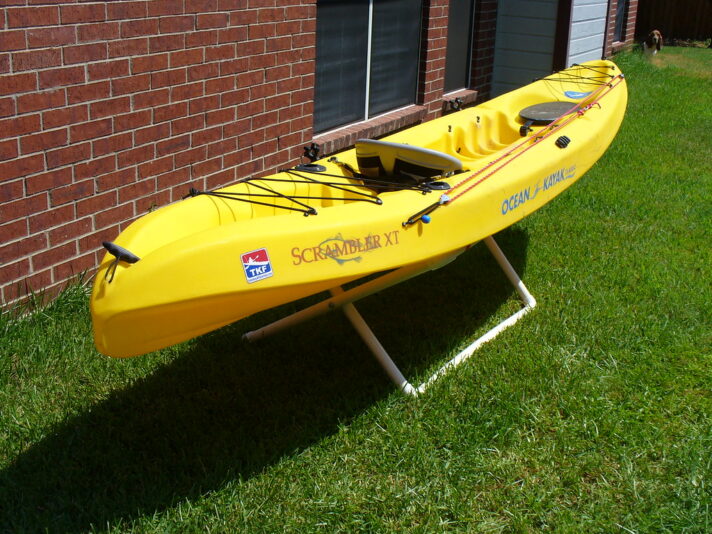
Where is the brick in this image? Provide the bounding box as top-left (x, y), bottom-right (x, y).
top-left (188, 62), bottom-right (219, 81)
top-left (206, 107), bottom-right (235, 126)
top-left (0, 260), bottom-right (30, 286)
top-left (148, 0), bottom-right (186, 17)
top-left (154, 101), bottom-right (188, 123)
top-left (1, 233), bottom-right (47, 266)
top-left (186, 0), bottom-right (218, 13)
top-left (96, 203), bottom-right (133, 228)
top-left (7, 6), bottom-right (59, 28)
top-left (170, 81), bottom-right (203, 102)
top-left (174, 145), bottom-right (205, 168)
top-left (0, 178), bottom-right (22, 203)
top-left (108, 38), bottom-right (148, 59)
top-left (132, 53), bottom-right (168, 73)
top-left (27, 26), bottom-right (76, 49)
top-left (156, 134), bottom-right (190, 156)
top-left (43, 105), bottom-right (89, 129)
top-left (78, 22), bottom-right (120, 43)
top-left (171, 114), bottom-right (204, 135)
top-left (61, 4), bottom-right (107, 24)
top-left (25, 167), bottom-right (72, 195)
top-left (107, 1), bottom-right (148, 20)
top-left (138, 155), bottom-right (173, 178)
top-left (74, 155), bottom-right (116, 182)
top-left (191, 125), bottom-right (222, 147)
top-left (186, 30), bottom-right (217, 48)
top-left (117, 144), bottom-right (154, 168)
top-left (32, 241), bottom-right (76, 272)
top-left (48, 217), bottom-right (93, 246)
top-left (121, 19), bottom-right (158, 39)
top-left (207, 137), bottom-right (236, 158)
top-left (93, 132), bottom-right (132, 157)
top-left (136, 190), bottom-right (171, 214)
top-left (192, 156), bottom-right (221, 178)
top-left (188, 95), bottom-right (219, 114)
top-left (134, 123), bottom-right (170, 146)
top-left (38, 66), bottom-right (85, 90)
top-left (96, 167), bottom-right (135, 192)
top-left (248, 23), bottom-right (275, 40)
top-left (50, 179), bottom-right (94, 207)
top-left (0, 219), bottom-right (28, 245)
top-left (159, 15), bottom-right (195, 34)
top-left (70, 118), bottom-right (113, 143)
top-left (197, 13), bottom-right (228, 29)
top-left (12, 48), bottom-right (62, 71)
top-left (88, 59), bottom-right (129, 81)
top-left (0, 154), bottom-right (44, 181)
top-left (170, 48), bottom-right (203, 68)
top-left (133, 88), bottom-right (169, 110)
top-left (1, 194), bottom-right (48, 225)
top-left (113, 109), bottom-right (151, 132)
top-left (78, 225), bottom-right (120, 253)
top-left (156, 166), bottom-right (190, 190)
top-left (63, 43), bottom-right (108, 65)
top-left (53, 251), bottom-right (97, 281)
top-left (151, 68), bottom-right (187, 89)
top-left (0, 139), bottom-right (18, 162)
top-left (118, 177), bottom-right (155, 203)
top-left (67, 81), bottom-right (111, 104)
top-left (111, 73), bottom-right (150, 96)
top-left (90, 97), bottom-right (130, 119)
top-left (149, 34), bottom-right (186, 53)
top-left (205, 43), bottom-right (235, 62)
top-left (219, 58), bottom-right (248, 75)
top-left (0, 30), bottom-right (26, 52)
top-left (46, 142), bottom-right (90, 170)
top-left (17, 88), bottom-right (65, 114)
top-left (20, 128), bottom-right (68, 155)
top-left (218, 26), bottom-right (248, 44)
top-left (0, 72), bottom-right (37, 95)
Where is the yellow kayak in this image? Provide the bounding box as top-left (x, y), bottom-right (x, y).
top-left (91, 60), bottom-right (627, 358)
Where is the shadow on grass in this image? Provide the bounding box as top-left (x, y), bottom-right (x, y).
top-left (0, 229), bottom-right (529, 533)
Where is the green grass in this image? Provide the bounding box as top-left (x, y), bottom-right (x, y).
top-left (1, 48), bottom-right (711, 533)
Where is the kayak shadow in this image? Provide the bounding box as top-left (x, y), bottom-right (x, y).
top-left (0, 228), bottom-right (529, 533)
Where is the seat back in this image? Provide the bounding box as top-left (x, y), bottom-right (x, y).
top-left (355, 139), bottom-right (462, 183)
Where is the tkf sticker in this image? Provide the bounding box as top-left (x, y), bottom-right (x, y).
top-left (241, 248), bottom-right (273, 283)
top-left (564, 90), bottom-right (592, 99)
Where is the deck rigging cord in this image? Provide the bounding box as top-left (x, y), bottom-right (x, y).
top-left (403, 71), bottom-right (625, 226)
top-left (184, 166), bottom-right (439, 216)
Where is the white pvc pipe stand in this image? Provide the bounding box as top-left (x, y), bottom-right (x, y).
top-left (243, 236), bottom-right (536, 397)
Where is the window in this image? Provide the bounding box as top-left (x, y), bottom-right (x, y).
top-left (314, 0), bottom-right (423, 134)
top-left (444, 0), bottom-right (475, 93)
top-left (614, 0), bottom-right (629, 42)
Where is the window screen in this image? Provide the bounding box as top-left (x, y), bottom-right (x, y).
top-left (314, 0), bottom-right (369, 133)
top-left (614, 0), bottom-right (629, 42)
top-left (444, 0), bottom-right (475, 93)
top-left (314, 0), bottom-right (423, 134)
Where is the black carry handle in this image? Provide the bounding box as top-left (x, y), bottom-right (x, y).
top-left (103, 242), bottom-right (140, 264)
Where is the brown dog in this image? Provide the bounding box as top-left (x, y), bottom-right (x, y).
top-left (643, 30), bottom-right (663, 55)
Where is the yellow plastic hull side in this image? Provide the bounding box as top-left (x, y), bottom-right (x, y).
top-left (91, 60), bottom-right (627, 358)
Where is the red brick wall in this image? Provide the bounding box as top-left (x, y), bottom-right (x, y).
top-left (0, 0), bottom-right (317, 304)
top-left (1, 0), bottom-right (498, 305)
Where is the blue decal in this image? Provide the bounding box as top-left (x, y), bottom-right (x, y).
top-left (501, 166), bottom-right (577, 215)
top-left (241, 248), bottom-right (273, 283)
top-left (564, 90), bottom-right (592, 99)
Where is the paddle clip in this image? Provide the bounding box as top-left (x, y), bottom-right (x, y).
top-left (403, 194), bottom-right (450, 227)
top-left (102, 241), bottom-right (140, 283)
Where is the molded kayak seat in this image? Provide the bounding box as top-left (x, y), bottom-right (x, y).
top-left (355, 139), bottom-right (463, 183)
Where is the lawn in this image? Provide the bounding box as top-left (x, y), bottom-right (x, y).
top-left (1, 48), bottom-right (710, 533)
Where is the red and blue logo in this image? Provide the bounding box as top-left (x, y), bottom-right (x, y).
top-left (241, 248), bottom-right (273, 283)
